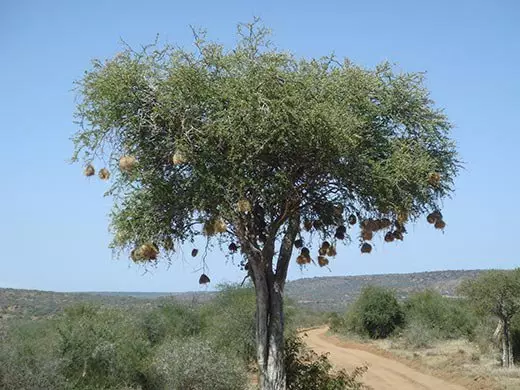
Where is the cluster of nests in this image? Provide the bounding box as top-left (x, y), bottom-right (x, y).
top-left (295, 240), bottom-right (336, 267)
top-left (297, 208), bottom-right (446, 260)
top-left (84, 150), bottom-right (187, 180)
top-left (84, 164), bottom-right (111, 180)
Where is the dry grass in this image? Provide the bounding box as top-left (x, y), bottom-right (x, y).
top-left (370, 337), bottom-right (520, 390)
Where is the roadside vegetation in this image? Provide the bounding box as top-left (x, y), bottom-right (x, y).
top-left (0, 285), bottom-right (362, 390)
top-left (330, 269), bottom-right (520, 389)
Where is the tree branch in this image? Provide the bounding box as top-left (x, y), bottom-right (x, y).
top-left (274, 212), bottom-right (300, 289)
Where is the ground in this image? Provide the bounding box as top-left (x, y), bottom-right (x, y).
top-left (303, 327), bottom-right (520, 390)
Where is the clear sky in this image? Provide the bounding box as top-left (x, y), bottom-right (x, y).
top-left (1, 0), bottom-right (519, 292)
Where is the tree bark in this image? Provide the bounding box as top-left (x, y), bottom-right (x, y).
top-left (245, 214), bottom-right (299, 390)
top-left (502, 318), bottom-right (514, 368)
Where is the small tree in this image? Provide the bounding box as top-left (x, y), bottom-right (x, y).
top-left (459, 269), bottom-right (520, 368)
top-left (71, 21), bottom-right (458, 389)
top-left (346, 286), bottom-right (404, 339)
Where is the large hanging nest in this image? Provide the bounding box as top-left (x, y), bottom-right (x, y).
top-left (237, 199), bottom-right (252, 213)
top-left (98, 168), bottom-right (110, 180)
top-left (172, 150), bottom-right (187, 165)
top-left (296, 255), bottom-right (306, 265)
top-left (133, 243), bottom-right (159, 261)
top-left (428, 172), bottom-right (441, 187)
top-left (199, 273), bottom-right (211, 285)
top-left (119, 155), bottom-right (137, 172)
top-left (84, 164), bottom-right (95, 177)
top-left (318, 256), bottom-right (329, 267)
top-left (321, 241), bottom-right (331, 250)
top-left (360, 243), bottom-right (372, 254)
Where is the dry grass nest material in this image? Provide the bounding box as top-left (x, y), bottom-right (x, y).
top-left (119, 155), bottom-right (137, 172)
top-left (84, 164), bottom-right (95, 177)
top-left (98, 168), bottom-right (110, 180)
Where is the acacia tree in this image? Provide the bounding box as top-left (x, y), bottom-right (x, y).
top-left (72, 22), bottom-right (458, 389)
top-left (459, 270), bottom-right (520, 368)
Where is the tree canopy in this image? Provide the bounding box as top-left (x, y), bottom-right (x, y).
top-left (72, 21), bottom-right (458, 274)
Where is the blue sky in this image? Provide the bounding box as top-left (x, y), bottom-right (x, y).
top-left (1, 0), bottom-right (519, 292)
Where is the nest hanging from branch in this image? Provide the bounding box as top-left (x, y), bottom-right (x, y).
top-left (303, 220), bottom-right (313, 232)
top-left (119, 156), bottom-right (137, 172)
top-left (361, 230), bottom-right (373, 241)
top-left (348, 214), bottom-right (357, 225)
top-left (428, 172), bottom-right (441, 187)
top-left (172, 150), bottom-right (187, 165)
top-left (237, 199), bottom-right (252, 213)
top-left (191, 248), bottom-right (199, 257)
top-left (294, 239), bottom-right (304, 249)
top-left (318, 256), bottom-right (329, 267)
top-left (199, 274), bottom-right (210, 284)
top-left (228, 242), bottom-right (238, 253)
top-left (360, 243), bottom-right (372, 254)
top-left (84, 164), bottom-right (95, 177)
top-left (384, 232), bottom-right (395, 243)
top-left (434, 219), bottom-right (446, 230)
top-left (98, 168), bottom-right (110, 180)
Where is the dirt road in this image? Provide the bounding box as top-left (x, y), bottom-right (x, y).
top-left (304, 327), bottom-right (466, 390)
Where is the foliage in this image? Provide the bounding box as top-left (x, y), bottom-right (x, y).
top-left (141, 302), bottom-right (203, 345)
top-left (71, 20), bottom-right (458, 271)
top-left (150, 338), bottom-right (248, 390)
top-left (57, 304), bottom-right (153, 389)
top-left (285, 335), bottom-right (367, 389)
top-left (345, 286), bottom-right (404, 339)
top-left (403, 290), bottom-right (477, 339)
top-left (458, 269), bottom-right (520, 321)
top-left (200, 284), bottom-right (257, 363)
top-left (0, 319), bottom-right (67, 389)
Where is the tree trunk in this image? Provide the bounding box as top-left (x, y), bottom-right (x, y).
top-left (252, 262), bottom-right (286, 390)
top-left (502, 318), bottom-right (514, 368)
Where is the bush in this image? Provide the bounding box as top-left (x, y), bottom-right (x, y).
top-left (345, 286), bottom-right (404, 339)
top-left (57, 304), bottom-right (153, 390)
top-left (401, 320), bottom-right (441, 349)
top-left (141, 302), bottom-right (202, 345)
top-left (151, 338), bottom-right (248, 390)
top-left (285, 335), bottom-right (367, 389)
top-left (403, 290), bottom-right (477, 340)
top-left (0, 319), bottom-right (67, 389)
top-left (201, 284), bottom-right (257, 364)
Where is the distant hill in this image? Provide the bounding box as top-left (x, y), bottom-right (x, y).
top-left (0, 269), bottom-right (487, 318)
top-left (284, 269), bottom-right (486, 312)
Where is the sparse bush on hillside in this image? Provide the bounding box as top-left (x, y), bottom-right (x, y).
top-left (0, 319), bottom-right (67, 389)
top-left (403, 290), bottom-right (477, 340)
top-left (285, 335), bottom-right (367, 389)
top-left (345, 286), bottom-right (404, 339)
top-left (151, 338), bottom-right (248, 390)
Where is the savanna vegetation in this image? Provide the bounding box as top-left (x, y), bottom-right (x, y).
top-left (330, 269), bottom-right (520, 389)
top-left (0, 285), bottom-right (363, 390)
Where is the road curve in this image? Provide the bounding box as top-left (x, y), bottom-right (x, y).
top-left (303, 327), bottom-right (467, 390)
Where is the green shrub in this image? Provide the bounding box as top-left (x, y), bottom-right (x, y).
top-left (285, 335), bottom-right (367, 389)
top-left (201, 284), bottom-right (257, 363)
top-left (345, 286), bottom-right (404, 339)
top-left (151, 338), bottom-right (248, 390)
top-left (403, 290), bottom-right (477, 340)
top-left (401, 320), bottom-right (441, 349)
top-left (141, 302), bottom-right (202, 345)
top-left (57, 304), bottom-right (153, 389)
top-left (0, 319), bottom-right (67, 389)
